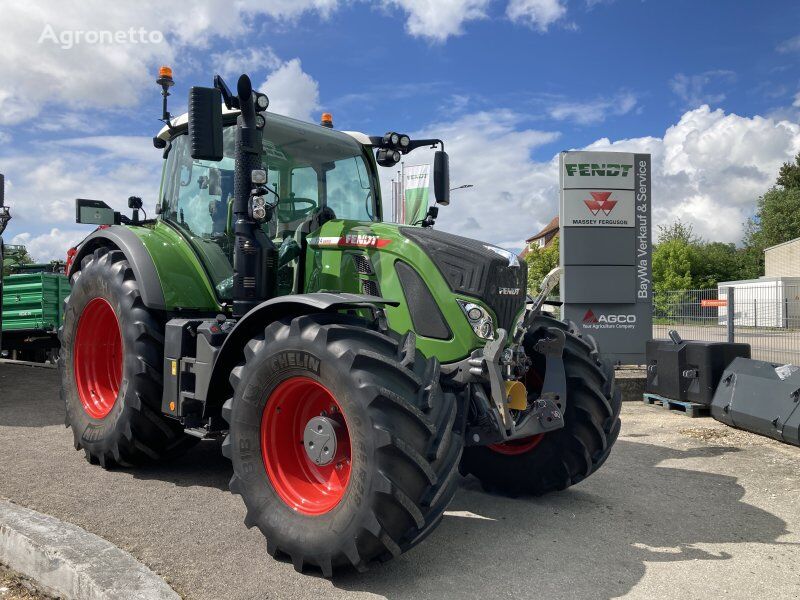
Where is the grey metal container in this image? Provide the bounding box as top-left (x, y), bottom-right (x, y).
top-left (711, 357), bottom-right (800, 447)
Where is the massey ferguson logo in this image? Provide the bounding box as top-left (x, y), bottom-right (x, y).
top-left (584, 191), bottom-right (617, 216)
top-left (583, 309), bottom-right (636, 329)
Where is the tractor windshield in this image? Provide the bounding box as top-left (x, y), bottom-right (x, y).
top-left (159, 113), bottom-right (380, 298)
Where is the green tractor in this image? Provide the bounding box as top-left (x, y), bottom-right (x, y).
top-left (59, 69), bottom-right (620, 575)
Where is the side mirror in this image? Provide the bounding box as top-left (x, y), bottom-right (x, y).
top-left (433, 150), bottom-right (450, 205)
top-left (188, 87), bottom-right (223, 161)
top-left (76, 199), bottom-right (117, 225)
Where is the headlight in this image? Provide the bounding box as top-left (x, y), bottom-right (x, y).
top-left (458, 300), bottom-right (495, 340)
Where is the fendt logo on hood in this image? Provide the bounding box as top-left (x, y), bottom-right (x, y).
top-left (583, 191), bottom-right (617, 216)
top-left (582, 309), bottom-right (637, 330)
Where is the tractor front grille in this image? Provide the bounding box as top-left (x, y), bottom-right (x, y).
top-left (400, 227), bottom-right (527, 333)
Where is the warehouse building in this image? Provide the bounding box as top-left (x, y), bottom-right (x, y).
top-left (717, 236), bottom-right (800, 328)
top-left (765, 237), bottom-right (800, 277)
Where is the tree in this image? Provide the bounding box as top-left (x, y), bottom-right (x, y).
top-left (525, 236), bottom-right (560, 296)
top-left (744, 187), bottom-right (800, 251)
top-left (657, 219), bottom-right (701, 245)
top-left (653, 239), bottom-right (695, 292)
top-left (777, 152), bottom-right (800, 190)
top-left (693, 242), bottom-right (740, 287)
top-left (2, 245), bottom-right (33, 276)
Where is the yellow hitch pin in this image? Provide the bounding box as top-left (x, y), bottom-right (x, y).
top-left (505, 380), bottom-right (528, 411)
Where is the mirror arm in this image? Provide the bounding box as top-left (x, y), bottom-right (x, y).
top-left (405, 138), bottom-right (443, 152)
top-left (214, 74), bottom-right (239, 110)
top-left (367, 136), bottom-right (443, 154)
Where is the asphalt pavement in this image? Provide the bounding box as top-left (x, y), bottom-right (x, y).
top-left (1, 362), bottom-right (799, 599)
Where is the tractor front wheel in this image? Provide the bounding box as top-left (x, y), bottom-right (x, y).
top-left (222, 313), bottom-right (463, 576)
top-left (59, 247), bottom-right (196, 467)
top-left (461, 314), bottom-right (621, 495)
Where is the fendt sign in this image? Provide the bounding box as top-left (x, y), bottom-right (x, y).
top-left (559, 151), bottom-right (652, 364)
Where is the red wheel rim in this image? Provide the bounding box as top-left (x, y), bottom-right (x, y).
top-left (488, 434), bottom-right (544, 455)
top-left (260, 377), bottom-right (351, 516)
top-left (73, 298), bottom-right (123, 420)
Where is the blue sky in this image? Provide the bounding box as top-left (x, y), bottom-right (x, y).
top-left (1, 0), bottom-right (799, 260)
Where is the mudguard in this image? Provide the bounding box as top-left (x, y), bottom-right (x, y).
top-left (68, 226), bottom-right (166, 310)
top-left (204, 292), bottom-right (399, 414)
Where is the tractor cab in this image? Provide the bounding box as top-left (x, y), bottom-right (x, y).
top-left (156, 111), bottom-right (381, 298)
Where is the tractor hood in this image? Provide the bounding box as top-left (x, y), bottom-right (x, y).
top-left (399, 227), bottom-right (528, 334)
top-left (303, 220), bottom-right (527, 363)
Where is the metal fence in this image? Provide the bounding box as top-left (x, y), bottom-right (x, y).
top-left (653, 285), bottom-right (800, 365)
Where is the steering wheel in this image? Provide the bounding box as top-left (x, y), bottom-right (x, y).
top-left (277, 196), bottom-right (317, 223)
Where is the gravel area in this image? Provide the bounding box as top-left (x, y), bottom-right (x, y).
top-left (0, 564), bottom-right (55, 600)
top-left (1, 362), bottom-right (799, 599)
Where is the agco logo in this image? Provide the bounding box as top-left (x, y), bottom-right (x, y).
top-left (583, 191), bottom-right (617, 216)
top-left (583, 309), bottom-right (636, 329)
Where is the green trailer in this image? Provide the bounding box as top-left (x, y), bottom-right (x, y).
top-left (1, 271), bottom-right (69, 361)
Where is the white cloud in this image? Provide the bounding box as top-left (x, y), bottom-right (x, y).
top-left (574, 106), bottom-right (800, 243)
top-left (10, 228), bottom-right (88, 263)
top-left (506, 0), bottom-right (568, 32)
top-left (210, 48), bottom-right (281, 79)
top-left (548, 92), bottom-right (637, 125)
top-left (0, 136), bottom-right (162, 257)
top-left (794, 91), bottom-right (800, 108)
top-left (389, 104), bottom-right (800, 253)
top-left (669, 70), bottom-right (736, 108)
top-left (0, 0), bottom-right (340, 123)
top-left (383, 109), bottom-right (561, 249)
top-left (381, 0), bottom-right (490, 42)
top-left (777, 34), bottom-right (800, 53)
top-left (259, 59), bottom-right (320, 122)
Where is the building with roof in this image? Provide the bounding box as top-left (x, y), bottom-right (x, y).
top-left (765, 237), bottom-right (800, 277)
top-left (521, 216), bottom-right (559, 257)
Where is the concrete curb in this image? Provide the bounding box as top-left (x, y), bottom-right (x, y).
top-left (615, 368), bottom-right (646, 402)
top-left (0, 500), bottom-right (179, 600)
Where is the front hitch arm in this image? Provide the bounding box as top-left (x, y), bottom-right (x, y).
top-left (465, 326), bottom-right (568, 443)
top-left (507, 327), bottom-right (567, 440)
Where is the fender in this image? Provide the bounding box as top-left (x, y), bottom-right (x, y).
top-left (69, 226), bottom-right (166, 310)
top-left (204, 292), bottom-right (399, 414)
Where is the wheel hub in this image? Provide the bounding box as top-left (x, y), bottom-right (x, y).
top-left (260, 377), bottom-right (352, 515)
top-left (303, 416), bottom-right (340, 466)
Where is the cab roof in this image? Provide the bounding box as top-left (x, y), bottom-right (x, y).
top-left (156, 108), bottom-right (372, 146)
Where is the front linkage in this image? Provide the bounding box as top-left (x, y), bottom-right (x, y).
top-left (443, 266), bottom-right (570, 448)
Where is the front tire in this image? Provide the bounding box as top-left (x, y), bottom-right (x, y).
top-left (59, 247), bottom-right (196, 468)
top-left (222, 313), bottom-right (463, 576)
top-left (461, 315), bottom-right (621, 495)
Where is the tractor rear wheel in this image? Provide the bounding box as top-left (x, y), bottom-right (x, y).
top-left (222, 313), bottom-right (462, 575)
top-left (461, 314), bottom-right (621, 495)
top-left (59, 247), bottom-right (196, 468)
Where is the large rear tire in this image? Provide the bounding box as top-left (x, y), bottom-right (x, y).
top-left (222, 313), bottom-right (463, 575)
top-left (59, 247), bottom-right (196, 468)
top-left (461, 314), bottom-right (621, 495)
